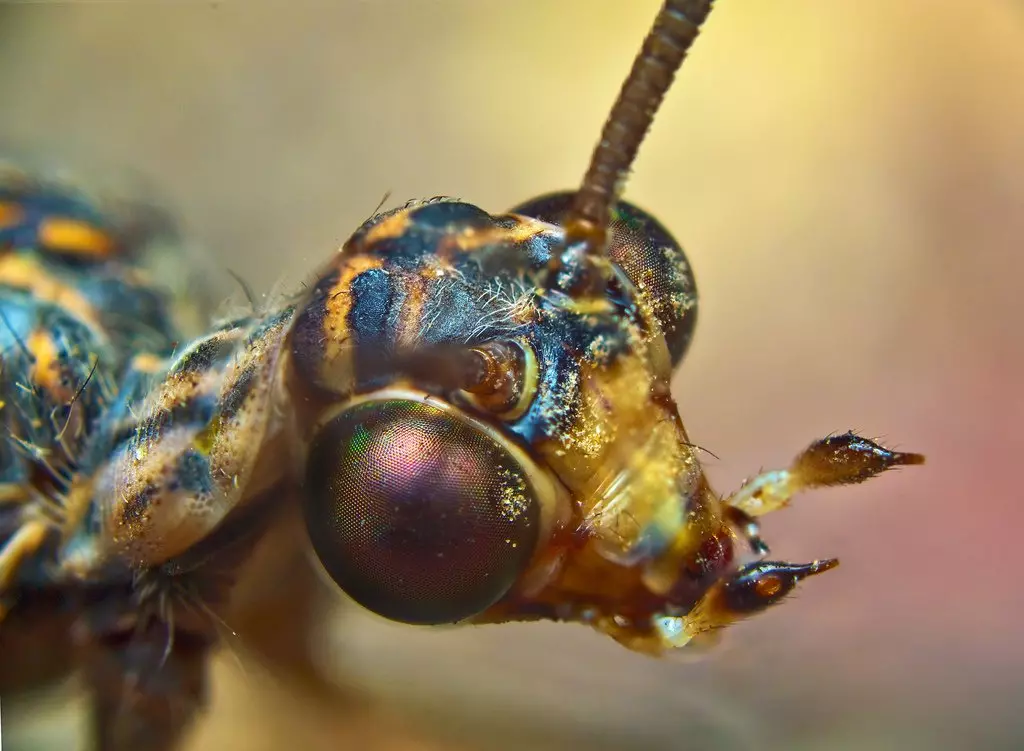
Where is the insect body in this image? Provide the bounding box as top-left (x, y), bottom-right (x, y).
top-left (0, 2), bottom-right (923, 750)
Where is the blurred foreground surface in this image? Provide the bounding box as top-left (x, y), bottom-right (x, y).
top-left (1, 2), bottom-right (1022, 750)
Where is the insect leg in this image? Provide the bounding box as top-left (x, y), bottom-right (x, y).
top-left (0, 589), bottom-right (76, 693)
top-left (663, 558), bottom-right (841, 647)
top-left (79, 615), bottom-right (213, 751)
top-left (0, 483), bottom-right (30, 504)
top-left (725, 431), bottom-right (924, 519)
top-left (0, 518), bottom-right (50, 619)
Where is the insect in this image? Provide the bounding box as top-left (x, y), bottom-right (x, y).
top-left (0, 1), bottom-right (924, 749)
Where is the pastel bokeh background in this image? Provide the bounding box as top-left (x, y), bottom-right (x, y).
top-left (1, 2), bottom-right (1022, 749)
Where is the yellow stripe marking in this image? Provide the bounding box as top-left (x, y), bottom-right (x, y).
top-left (322, 255), bottom-right (385, 365)
top-left (0, 255), bottom-right (103, 331)
top-left (26, 329), bottom-right (62, 392)
top-left (393, 270), bottom-right (427, 350)
top-left (130, 352), bottom-right (166, 374)
top-left (0, 519), bottom-right (50, 600)
top-left (362, 208), bottom-right (412, 247)
top-left (38, 217), bottom-right (115, 259)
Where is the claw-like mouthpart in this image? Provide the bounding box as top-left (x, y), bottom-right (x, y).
top-left (728, 432), bottom-right (925, 519)
top-left (805, 557), bottom-right (841, 576)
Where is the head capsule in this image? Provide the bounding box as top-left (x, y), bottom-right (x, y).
top-left (284, 198), bottom-right (737, 652)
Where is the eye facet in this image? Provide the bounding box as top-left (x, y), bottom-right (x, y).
top-left (303, 398), bottom-right (541, 625)
top-left (510, 192), bottom-right (699, 365)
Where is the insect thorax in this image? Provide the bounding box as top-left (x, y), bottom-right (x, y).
top-left (0, 159), bottom-right (220, 587)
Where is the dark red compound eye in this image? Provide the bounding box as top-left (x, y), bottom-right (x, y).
top-left (510, 192), bottom-right (699, 366)
top-left (303, 399), bottom-right (540, 625)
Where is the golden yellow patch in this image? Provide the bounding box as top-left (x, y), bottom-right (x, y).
top-left (0, 255), bottom-right (102, 331)
top-left (322, 254), bottom-right (385, 365)
top-left (362, 208), bottom-right (411, 247)
top-left (392, 271), bottom-right (426, 350)
top-left (26, 329), bottom-right (62, 392)
top-left (448, 219), bottom-right (549, 256)
top-left (38, 217), bottom-right (115, 259)
top-left (192, 414), bottom-right (224, 456)
top-left (130, 352), bottom-right (166, 374)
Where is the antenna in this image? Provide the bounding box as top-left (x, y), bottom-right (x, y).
top-left (553, 0), bottom-right (716, 294)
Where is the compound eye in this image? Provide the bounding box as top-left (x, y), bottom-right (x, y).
top-left (303, 399), bottom-right (540, 625)
top-left (510, 192), bottom-right (699, 365)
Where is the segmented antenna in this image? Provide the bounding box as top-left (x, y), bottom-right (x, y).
top-left (557, 0), bottom-right (715, 289)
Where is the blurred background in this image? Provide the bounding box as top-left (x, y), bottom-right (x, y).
top-left (1, 1), bottom-right (1022, 749)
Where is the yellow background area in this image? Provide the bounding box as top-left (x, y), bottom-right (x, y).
top-left (2, 2), bottom-right (1022, 750)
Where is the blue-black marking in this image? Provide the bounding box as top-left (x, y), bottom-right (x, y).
top-left (171, 335), bottom-right (237, 377)
top-left (289, 268), bottom-right (337, 396)
top-left (347, 268), bottom-right (394, 350)
top-left (406, 201), bottom-right (492, 230)
top-left (121, 483), bottom-right (158, 525)
top-left (219, 366), bottom-right (256, 419)
top-left (133, 395), bottom-right (217, 447)
top-left (174, 448), bottom-right (213, 496)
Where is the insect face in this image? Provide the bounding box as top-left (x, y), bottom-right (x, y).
top-left (280, 0), bottom-right (923, 653)
top-left (288, 196), bottom-right (707, 637)
top-left (285, 196), bottom-right (920, 653)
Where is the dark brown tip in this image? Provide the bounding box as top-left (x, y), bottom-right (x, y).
top-left (805, 558), bottom-right (840, 577)
top-left (892, 451), bottom-right (926, 467)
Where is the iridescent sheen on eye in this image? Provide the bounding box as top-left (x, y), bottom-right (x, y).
top-left (303, 399), bottom-right (540, 625)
